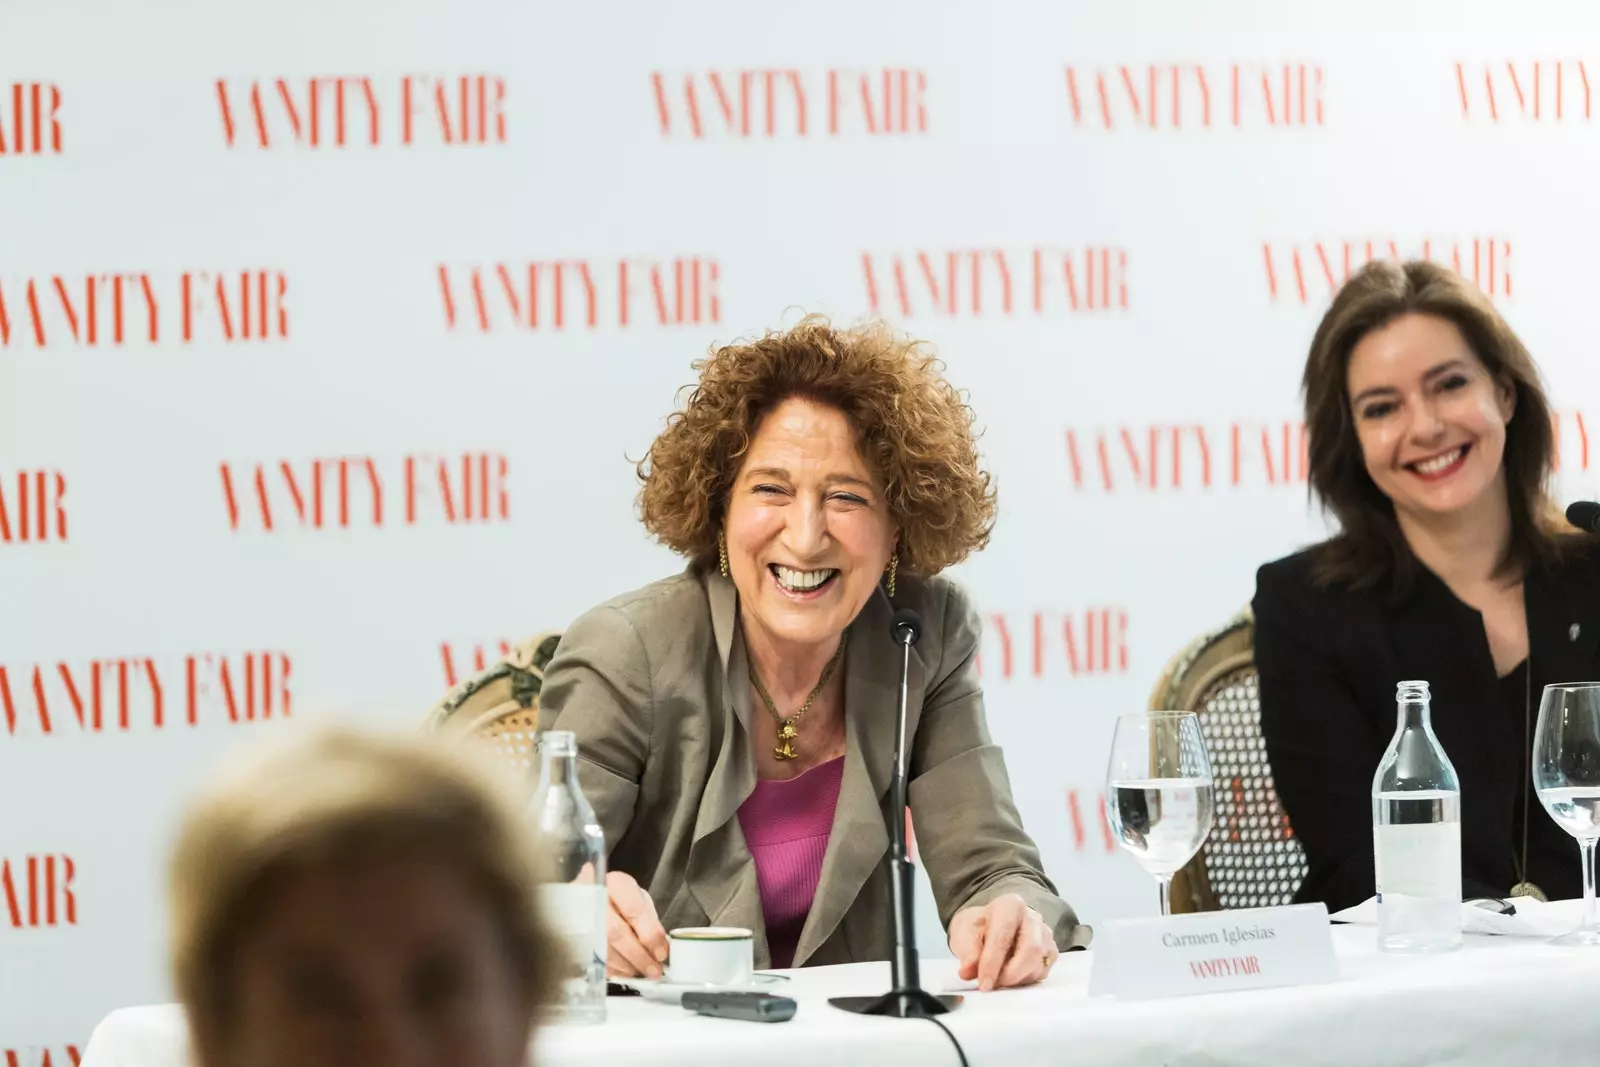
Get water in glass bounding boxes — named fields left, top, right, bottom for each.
left=1106, top=777, right=1216, bottom=876
left=1533, top=683, right=1600, bottom=946
left=1538, top=786, right=1600, bottom=839
left=1103, top=711, right=1215, bottom=915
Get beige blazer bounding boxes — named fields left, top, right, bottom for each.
left=535, top=565, right=1091, bottom=968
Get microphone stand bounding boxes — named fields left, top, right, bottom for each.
left=830, top=609, right=963, bottom=1018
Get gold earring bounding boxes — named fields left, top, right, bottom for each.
left=886, top=553, right=898, bottom=598
left=718, top=532, right=729, bottom=579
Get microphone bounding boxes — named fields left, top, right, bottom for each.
left=891, top=606, right=923, bottom=647
left=1568, top=501, right=1600, bottom=534
left=829, top=606, right=962, bottom=1019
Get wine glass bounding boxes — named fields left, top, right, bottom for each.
left=1104, top=711, right=1216, bottom=916
left=1533, top=682, right=1600, bottom=946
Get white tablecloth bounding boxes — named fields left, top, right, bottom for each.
left=81, top=924, right=1600, bottom=1067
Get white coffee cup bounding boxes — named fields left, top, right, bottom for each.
left=667, top=926, right=755, bottom=986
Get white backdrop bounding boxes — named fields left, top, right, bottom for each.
left=5, top=0, right=1600, bottom=1054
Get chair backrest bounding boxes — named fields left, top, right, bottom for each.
left=1147, top=608, right=1307, bottom=912
left=422, top=631, right=563, bottom=774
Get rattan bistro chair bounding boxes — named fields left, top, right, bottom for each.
left=1147, top=608, right=1308, bottom=913
left=422, top=631, right=563, bottom=774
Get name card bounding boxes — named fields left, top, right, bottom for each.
left=1087, top=903, right=1337, bottom=1000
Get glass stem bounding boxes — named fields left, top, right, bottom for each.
left=1583, top=839, right=1598, bottom=929
left=1158, top=875, right=1173, bottom=917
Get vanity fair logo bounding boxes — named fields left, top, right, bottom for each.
left=438, top=258, right=720, bottom=332
left=220, top=453, right=509, bottom=532
left=0, top=652, right=291, bottom=738
left=0, top=471, right=66, bottom=544
left=439, top=639, right=512, bottom=688
left=861, top=248, right=1129, bottom=318
left=217, top=75, right=507, bottom=147
left=1070, top=409, right=1589, bottom=495
left=1090, top=904, right=1335, bottom=998
left=976, top=609, right=1129, bottom=680
left=1554, top=409, right=1592, bottom=472
left=0, top=271, right=289, bottom=348
left=1165, top=924, right=1275, bottom=980
left=652, top=68, right=927, bottom=137
left=0, top=82, right=63, bottom=154
left=1064, top=63, right=1323, bottom=129
left=1066, top=422, right=1308, bottom=493
left=1263, top=238, right=1511, bottom=304
left=1457, top=61, right=1592, bottom=122
left=2, top=855, right=76, bottom=929
left=3, top=1048, right=81, bottom=1067
left=1065, top=789, right=1118, bottom=855
left=1071, top=410, right=1590, bottom=494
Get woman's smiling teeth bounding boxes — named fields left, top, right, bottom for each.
left=772, top=564, right=838, bottom=592
left=1409, top=446, right=1467, bottom=475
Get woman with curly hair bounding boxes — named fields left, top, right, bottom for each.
left=535, top=315, right=1087, bottom=990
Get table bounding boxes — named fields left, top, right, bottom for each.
left=81, top=924, right=1600, bottom=1067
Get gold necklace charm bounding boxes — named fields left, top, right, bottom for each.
left=774, top=721, right=799, bottom=760
left=1510, top=657, right=1543, bottom=903
left=749, top=635, right=845, bottom=761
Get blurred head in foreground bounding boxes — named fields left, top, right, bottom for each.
left=170, top=728, right=557, bottom=1067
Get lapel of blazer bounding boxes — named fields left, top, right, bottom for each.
left=1377, top=552, right=1600, bottom=812
left=682, top=570, right=766, bottom=958
left=792, top=587, right=920, bottom=966
left=1378, top=565, right=1500, bottom=793
left=1527, top=551, right=1600, bottom=685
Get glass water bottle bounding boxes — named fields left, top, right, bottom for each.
left=529, top=730, right=608, bottom=1022
left=1371, top=680, right=1463, bottom=953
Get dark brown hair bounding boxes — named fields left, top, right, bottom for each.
left=1303, top=258, right=1578, bottom=591
left=636, top=315, right=996, bottom=575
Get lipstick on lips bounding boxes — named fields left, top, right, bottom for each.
left=1405, top=443, right=1470, bottom=483
left=770, top=563, right=839, bottom=600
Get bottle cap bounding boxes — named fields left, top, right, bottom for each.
left=540, top=730, right=578, bottom=757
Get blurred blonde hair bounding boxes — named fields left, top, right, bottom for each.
left=169, top=727, right=558, bottom=1044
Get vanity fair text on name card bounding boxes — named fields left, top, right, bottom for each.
left=1088, top=904, right=1337, bottom=1000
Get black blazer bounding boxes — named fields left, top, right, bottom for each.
left=1253, top=541, right=1600, bottom=912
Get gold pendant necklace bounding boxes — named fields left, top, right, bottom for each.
left=748, top=635, right=845, bottom=761
left=1512, top=651, right=1547, bottom=902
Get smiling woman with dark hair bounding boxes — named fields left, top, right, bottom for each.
left=448, top=315, right=1088, bottom=991
left=1255, top=259, right=1600, bottom=912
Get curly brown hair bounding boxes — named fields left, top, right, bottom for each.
left=636, top=315, right=996, bottom=575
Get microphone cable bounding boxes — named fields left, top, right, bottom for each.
left=925, top=1015, right=971, bottom=1067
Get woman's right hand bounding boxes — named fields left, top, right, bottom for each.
left=603, top=870, right=669, bottom=978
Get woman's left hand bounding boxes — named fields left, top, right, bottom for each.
left=948, top=893, right=1058, bottom=991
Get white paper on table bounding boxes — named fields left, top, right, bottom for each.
left=1331, top=896, right=1583, bottom=937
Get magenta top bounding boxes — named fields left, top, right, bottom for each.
left=736, top=756, right=845, bottom=969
